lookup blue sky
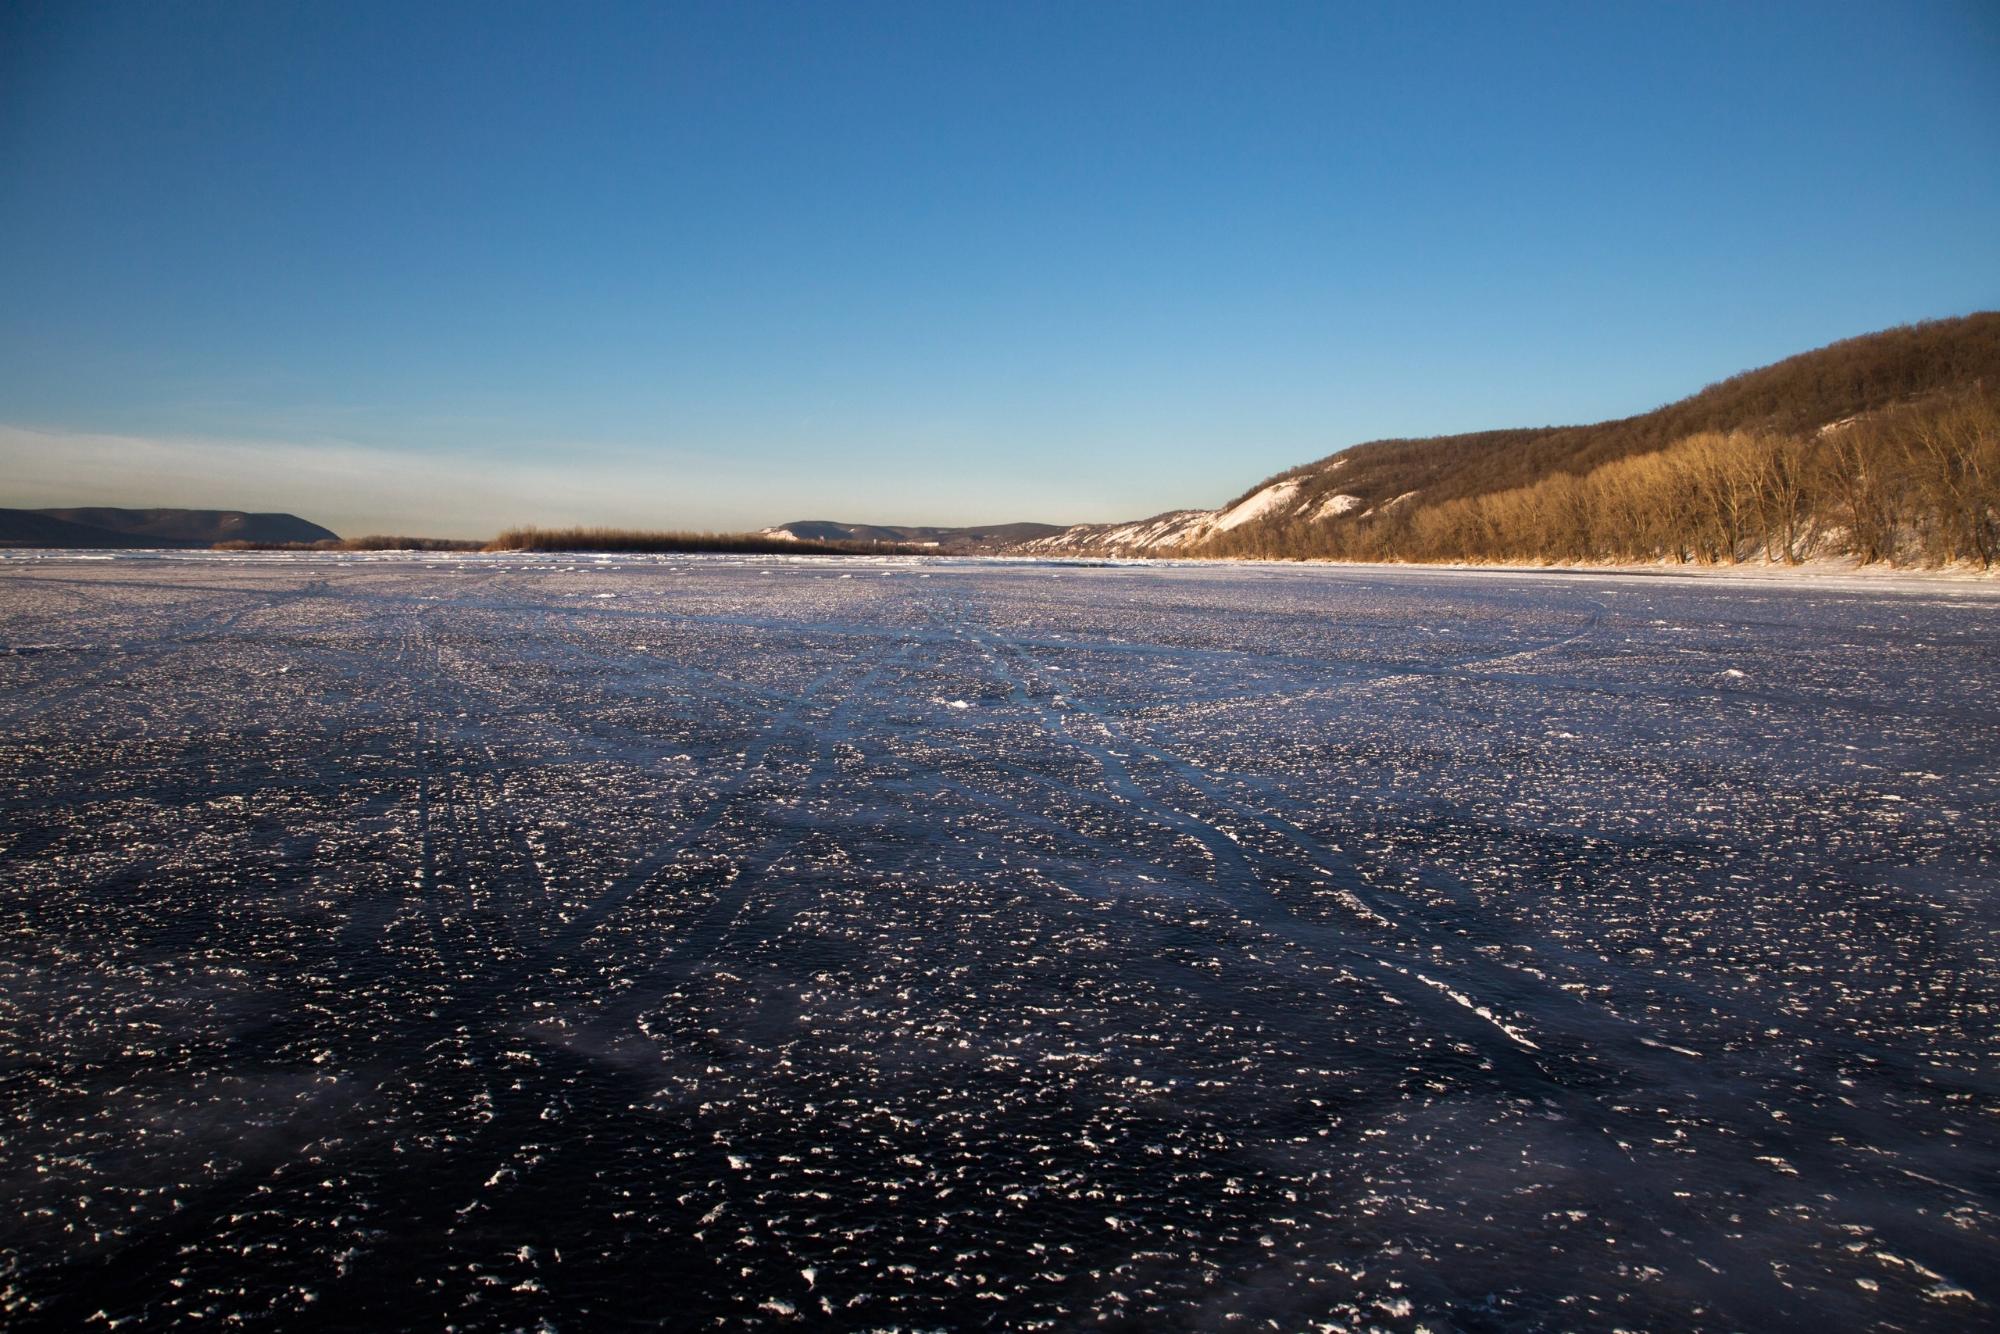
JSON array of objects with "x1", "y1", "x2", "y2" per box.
[{"x1": 3, "y1": 1, "x2": 1996, "y2": 536}]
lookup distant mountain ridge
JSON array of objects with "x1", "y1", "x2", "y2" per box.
[
  {"x1": 760, "y1": 519, "x2": 1065, "y2": 553},
  {"x1": 0, "y1": 507, "x2": 338, "y2": 548}
]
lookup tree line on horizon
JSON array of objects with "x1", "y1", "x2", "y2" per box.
[{"x1": 214, "y1": 527, "x2": 919, "y2": 556}]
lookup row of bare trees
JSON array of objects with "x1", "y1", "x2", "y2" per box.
[
  {"x1": 215, "y1": 529, "x2": 919, "y2": 555},
  {"x1": 1220, "y1": 388, "x2": 1997, "y2": 568},
  {"x1": 483, "y1": 527, "x2": 916, "y2": 555}
]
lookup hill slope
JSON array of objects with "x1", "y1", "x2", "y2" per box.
[
  {"x1": 0, "y1": 507, "x2": 339, "y2": 548},
  {"x1": 1016, "y1": 314, "x2": 2000, "y2": 565}
]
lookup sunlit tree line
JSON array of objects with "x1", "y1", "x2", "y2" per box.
[{"x1": 1204, "y1": 388, "x2": 1998, "y2": 569}]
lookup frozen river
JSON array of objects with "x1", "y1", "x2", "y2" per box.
[{"x1": 1, "y1": 553, "x2": 1995, "y2": 1330}]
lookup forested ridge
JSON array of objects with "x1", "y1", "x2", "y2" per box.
[{"x1": 1195, "y1": 313, "x2": 2000, "y2": 568}]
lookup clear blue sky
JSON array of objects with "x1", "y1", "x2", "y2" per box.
[{"x1": 3, "y1": 0, "x2": 1996, "y2": 536}]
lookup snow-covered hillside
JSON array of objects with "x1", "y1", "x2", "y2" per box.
[{"x1": 1007, "y1": 464, "x2": 1378, "y2": 556}]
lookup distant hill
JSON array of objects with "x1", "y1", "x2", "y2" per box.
[
  {"x1": 762, "y1": 519, "x2": 1065, "y2": 554},
  {"x1": 1014, "y1": 313, "x2": 2000, "y2": 566},
  {"x1": 0, "y1": 507, "x2": 339, "y2": 549}
]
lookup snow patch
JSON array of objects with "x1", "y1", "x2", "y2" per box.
[
  {"x1": 1312, "y1": 493, "x2": 1365, "y2": 521},
  {"x1": 1213, "y1": 479, "x2": 1303, "y2": 532}
]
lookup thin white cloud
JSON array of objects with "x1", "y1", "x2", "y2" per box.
[{"x1": 0, "y1": 424, "x2": 718, "y2": 538}]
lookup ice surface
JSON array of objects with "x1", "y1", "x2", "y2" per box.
[{"x1": 0, "y1": 551, "x2": 1995, "y2": 1331}]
